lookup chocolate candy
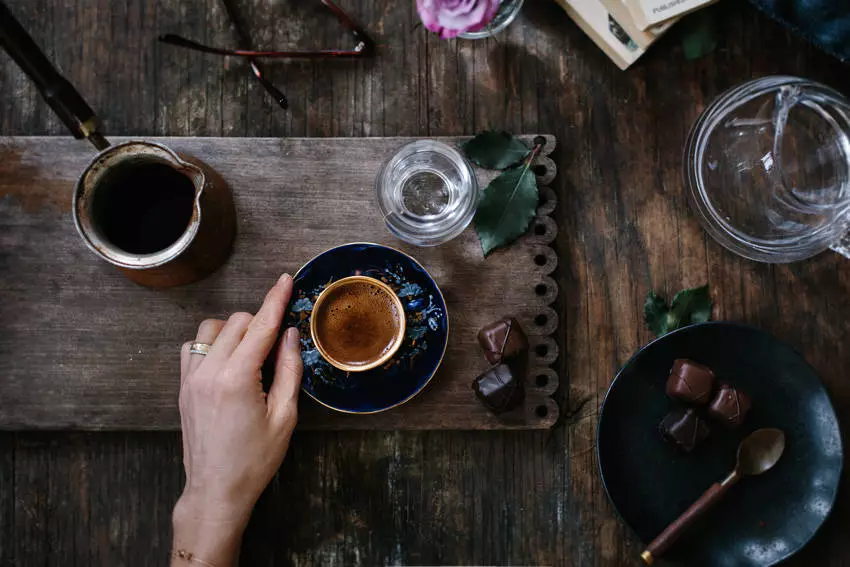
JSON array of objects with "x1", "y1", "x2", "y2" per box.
[
  {"x1": 666, "y1": 359, "x2": 715, "y2": 405},
  {"x1": 659, "y1": 408, "x2": 711, "y2": 451},
  {"x1": 708, "y1": 383, "x2": 751, "y2": 428},
  {"x1": 472, "y1": 363, "x2": 525, "y2": 414},
  {"x1": 478, "y1": 317, "x2": 529, "y2": 369}
]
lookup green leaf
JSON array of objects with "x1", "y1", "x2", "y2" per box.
[
  {"x1": 460, "y1": 131, "x2": 531, "y2": 170},
  {"x1": 643, "y1": 291, "x2": 670, "y2": 337},
  {"x1": 670, "y1": 285, "x2": 712, "y2": 324},
  {"x1": 681, "y1": 11, "x2": 718, "y2": 61},
  {"x1": 474, "y1": 162, "x2": 539, "y2": 256},
  {"x1": 644, "y1": 285, "x2": 713, "y2": 337}
]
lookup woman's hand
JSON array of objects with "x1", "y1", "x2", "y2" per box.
[{"x1": 172, "y1": 274, "x2": 302, "y2": 567}]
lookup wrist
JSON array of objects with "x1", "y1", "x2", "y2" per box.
[
  {"x1": 172, "y1": 492, "x2": 249, "y2": 567},
  {"x1": 174, "y1": 487, "x2": 254, "y2": 525}
]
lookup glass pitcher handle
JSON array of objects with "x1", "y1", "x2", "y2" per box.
[
  {"x1": 830, "y1": 232, "x2": 850, "y2": 259},
  {"x1": 771, "y1": 81, "x2": 850, "y2": 215}
]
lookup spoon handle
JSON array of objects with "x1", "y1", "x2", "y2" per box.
[{"x1": 640, "y1": 472, "x2": 739, "y2": 565}]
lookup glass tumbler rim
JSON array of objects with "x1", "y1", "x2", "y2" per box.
[
  {"x1": 376, "y1": 139, "x2": 479, "y2": 247},
  {"x1": 457, "y1": 0, "x2": 525, "y2": 40}
]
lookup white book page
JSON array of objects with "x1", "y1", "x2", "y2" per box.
[
  {"x1": 634, "y1": 0, "x2": 713, "y2": 26},
  {"x1": 567, "y1": 0, "x2": 644, "y2": 66}
]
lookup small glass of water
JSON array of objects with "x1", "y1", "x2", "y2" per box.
[{"x1": 376, "y1": 140, "x2": 479, "y2": 246}]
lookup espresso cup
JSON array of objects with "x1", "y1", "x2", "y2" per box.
[{"x1": 309, "y1": 276, "x2": 406, "y2": 372}]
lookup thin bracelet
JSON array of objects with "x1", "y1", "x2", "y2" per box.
[{"x1": 171, "y1": 549, "x2": 219, "y2": 567}]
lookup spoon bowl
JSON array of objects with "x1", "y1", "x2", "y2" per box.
[{"x1": 738, "y1": 428, "x2": 786, "y2": 476}]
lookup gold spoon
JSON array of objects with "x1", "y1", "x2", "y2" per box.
[{"x1": 640, "y1": 428, "x2": 786, "y2": 565}]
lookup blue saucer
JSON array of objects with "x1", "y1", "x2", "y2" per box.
[{"x1": 285, "y1": 243, "x2": 448, "y2": 414}]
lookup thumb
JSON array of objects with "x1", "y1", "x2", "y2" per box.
[{"x1": 268, "y1": 327, "x2": 303, "y2": 424}]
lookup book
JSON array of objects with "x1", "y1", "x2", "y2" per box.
[
  {"x1": 556, "y1": 0, "x2": 650, "y2": 69},
  {"x1": 599, "y1": 0, "x2": 677, "y2": 49},
  {"x1": 622, "y1": 0, "x2": 715, "y2": 31}
]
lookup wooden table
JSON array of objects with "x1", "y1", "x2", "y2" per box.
[{"x1": 1, "y1": 1, "x2": 848, "y2": 565}]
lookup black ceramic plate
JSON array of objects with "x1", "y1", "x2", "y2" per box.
[{"x1": 597, "y1": 323, "x2": 843, "y2": 567}]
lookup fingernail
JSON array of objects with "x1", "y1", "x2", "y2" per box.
[
  {"x1": 283, "y1": 327, "x2": 299, "y2": 346},
  {"x1": 278, "y1": 273, "x2": 292, "y2": 285}
]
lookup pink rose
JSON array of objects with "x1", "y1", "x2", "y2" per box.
[{"x1": 417, "y1": 0, "x2": 502, "y2": 39}]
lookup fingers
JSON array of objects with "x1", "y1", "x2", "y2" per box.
[
  {"x1": 231, "y1": 274, "x2": 294, "y2": 371},
  {"x1": 180, "y1": 342, "x2": 192, "y2": 384},
  {"x1": 268, "y1": 327, "x2": 303, "y2": 425},
  {"x1": 198, "y1": 311, "x2": 253, "y2": 373},
  {"x1": 190, "y1": 318, "x2": 226, "y2": 374}
]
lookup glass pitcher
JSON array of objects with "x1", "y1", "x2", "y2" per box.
[{"x1": 685, "y1": 76, "x2": 850, "y2": 263}]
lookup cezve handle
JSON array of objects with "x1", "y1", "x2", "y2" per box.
[
  {"x1": 0, "y1": 0, "x2": 109, "y2": 150},
  {"x1": 640, "y1": 471, "x2": 739, "y2": 565}
]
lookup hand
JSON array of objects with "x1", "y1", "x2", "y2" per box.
[{"x1": 172, "y1": 274, "x2": 302, "y2": 567}]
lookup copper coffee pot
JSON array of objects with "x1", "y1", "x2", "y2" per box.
[{"x1": 0, "y1": 1, "x2": 236, "y2": 287}]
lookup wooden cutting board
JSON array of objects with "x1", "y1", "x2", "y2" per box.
[{"x1": 0, "y1": 135, "x2": 559, "y2": 430}]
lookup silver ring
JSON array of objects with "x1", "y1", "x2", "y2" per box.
[{"x1": 189, "y1": 342, "x2": 212, "y2": 356}]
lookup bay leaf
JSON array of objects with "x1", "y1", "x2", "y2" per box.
[
  {"x1": 461, "y1": 131, "x2": 531, "y2": 170},
  {"x1": 474, "y1": 163, "x2": 539, "y2": 256}
]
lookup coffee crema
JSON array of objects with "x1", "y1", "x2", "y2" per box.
[{"x1": 312, "y1": 280, "x2": 403, "y2": 369}]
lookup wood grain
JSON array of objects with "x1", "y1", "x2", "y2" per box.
[
  {"x1": 1, "y1": 0, "x2": 849, "y2": 565},
  {"x1": 0, "y1": 134, "x2": 559, "y2": 431}
]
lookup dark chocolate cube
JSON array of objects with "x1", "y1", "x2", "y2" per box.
[
  {"x1": 708, "y1": 383, "x2": 752, "y2": 428},
  {"x1": 666, "y1": 359, "x2": 716, "y2": 405},
  {"x1": 659, "y1": 407, "x2": 711, "y2": 452},
  {"x1": 472, "y1": 363, "x2": 525, "y2": 414},
  {"x1": 477, "y1": 316, "x2": 529, "y2": 370}
]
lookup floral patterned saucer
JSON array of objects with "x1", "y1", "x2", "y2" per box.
[{"x1": 283, "y1": 243, "x2": 448, "y2": 414}]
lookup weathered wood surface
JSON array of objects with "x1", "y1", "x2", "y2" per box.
[
  {"x1": 1, "y1": 0, "x2": 849, "y2": 565},
  {"x1": 0, "y1": 134, "x2": 560, "y2": 430}
]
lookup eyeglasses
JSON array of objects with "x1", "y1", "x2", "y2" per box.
[{"x1": 159, "y1": 0, "x2": 374, "y2": 109}]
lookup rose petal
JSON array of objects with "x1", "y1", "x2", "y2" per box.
[
  {"x1": 417, "y1": 0, "x2": 442, "y2": 32},
  {"x1": 418, "y1": 0, "x2": 503, "y2": 38},
  {"x1": 461, "y1": 4, "x2": 500, "y2": 33}
]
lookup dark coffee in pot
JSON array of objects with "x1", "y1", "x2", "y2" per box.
[{"x1": 91, "y1": 160, "x2": 195, "y2": 254}]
